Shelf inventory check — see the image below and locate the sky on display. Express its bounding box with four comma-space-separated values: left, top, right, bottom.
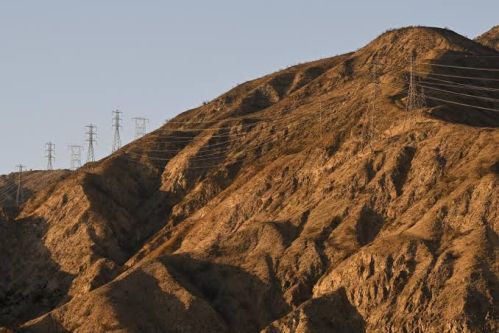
0, 0, 497, 173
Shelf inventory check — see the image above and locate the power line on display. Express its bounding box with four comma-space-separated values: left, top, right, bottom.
421, 77, 499, 92
129, 114, 314, 159
0, 172, 51, 206
69, 145, 84, 170
0, 172, 40, 197
428, 54, 499, 58
143, 112, 314, 152
156, 111, 314, 133
85, 124, 97, 163
0, 183, 18, 198
45, 142, 55, 170
162, 107, 313, 125
124, 127, 308, 168
112, 110, 122, 152
407, 55, 426, 111
143, 112, 314, 153
414, 71, 499, 82
425, 95, 499, 113
125, 112, 319, 166
419, 62, 499, 72
419, 84, 499, 103
133, 117, 148, 138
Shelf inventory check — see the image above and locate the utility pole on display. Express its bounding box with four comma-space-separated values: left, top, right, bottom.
45, 142, 55, 170
407, 54, 426, 111
69, 145, 83, 170
15, 164, 25, 206
112, 110, 122, 152
133, 117, 148, 138
85, 124, 97, 163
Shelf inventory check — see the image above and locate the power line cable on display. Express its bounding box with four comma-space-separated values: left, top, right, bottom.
126, 131, 297, 163
143, 114, 314, 154
425, 95, 499, 113
125, 116, 317, 166
419, 62, 499, 72
157, 114, 311, 133
420, 84, 499, 103
0, 172, 51, 198
420, 77, 499, 92
414, 71, 499, 82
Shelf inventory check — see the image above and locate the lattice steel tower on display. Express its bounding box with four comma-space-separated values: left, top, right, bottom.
69, 145, 83, 170
407, 54, 426, 111
112, 110, 122, 152
45, 142, 55, 170
133, 117, 148, 138
15, 164, 25, 206
86, 124, 97, 163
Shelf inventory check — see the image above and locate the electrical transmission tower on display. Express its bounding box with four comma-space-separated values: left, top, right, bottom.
45, 142, 55, 170
112, 110, 122, 152
15, 164, 25, 206
69, 145, 83, 170
133, 117, 148, 138
85, 124, 97, 163
407, 54, 426, 111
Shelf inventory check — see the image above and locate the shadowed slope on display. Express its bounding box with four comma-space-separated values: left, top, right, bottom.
4, 26, 499, 332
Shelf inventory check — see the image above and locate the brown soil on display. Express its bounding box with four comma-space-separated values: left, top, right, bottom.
1, 26, 498, 333
476, 26, 499, 51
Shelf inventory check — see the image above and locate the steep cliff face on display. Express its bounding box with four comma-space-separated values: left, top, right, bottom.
1, 26, 498, 333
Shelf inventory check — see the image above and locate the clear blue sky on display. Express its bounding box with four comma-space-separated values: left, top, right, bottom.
0, 0, 497, 173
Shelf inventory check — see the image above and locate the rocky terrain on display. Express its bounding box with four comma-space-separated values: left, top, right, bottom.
477, 26, 499, 51
0, 170, 69, 220
0, 26, 498, 332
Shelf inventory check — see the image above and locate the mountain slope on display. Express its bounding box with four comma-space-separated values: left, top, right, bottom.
1, 26, 498, 333
476, 26, 499, 51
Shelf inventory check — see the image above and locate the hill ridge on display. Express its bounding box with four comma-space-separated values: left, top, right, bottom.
1, 25, 498, 333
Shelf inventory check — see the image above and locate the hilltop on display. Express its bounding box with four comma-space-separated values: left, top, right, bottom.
1, 26, 498, 333
476, 26, 499, 51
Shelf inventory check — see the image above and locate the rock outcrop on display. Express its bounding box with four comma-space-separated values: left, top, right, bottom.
1, 26, 498, 333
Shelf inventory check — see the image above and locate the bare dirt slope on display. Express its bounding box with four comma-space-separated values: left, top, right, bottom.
1, 26, 498, 333
0, 170, 70, 324
476, 26, 499, 51
0, 170, 69, 214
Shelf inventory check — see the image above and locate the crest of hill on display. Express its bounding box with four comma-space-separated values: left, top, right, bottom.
356, 26, 497, 68
154, 26, 499, 134
0, 170, 70, 219
1, 26, 498, 333
476, 25, 499, 51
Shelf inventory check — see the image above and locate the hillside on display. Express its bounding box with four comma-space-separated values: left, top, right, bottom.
1, 26, 498, 333
0, 170, 70, 219
476, 26, 499, 51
